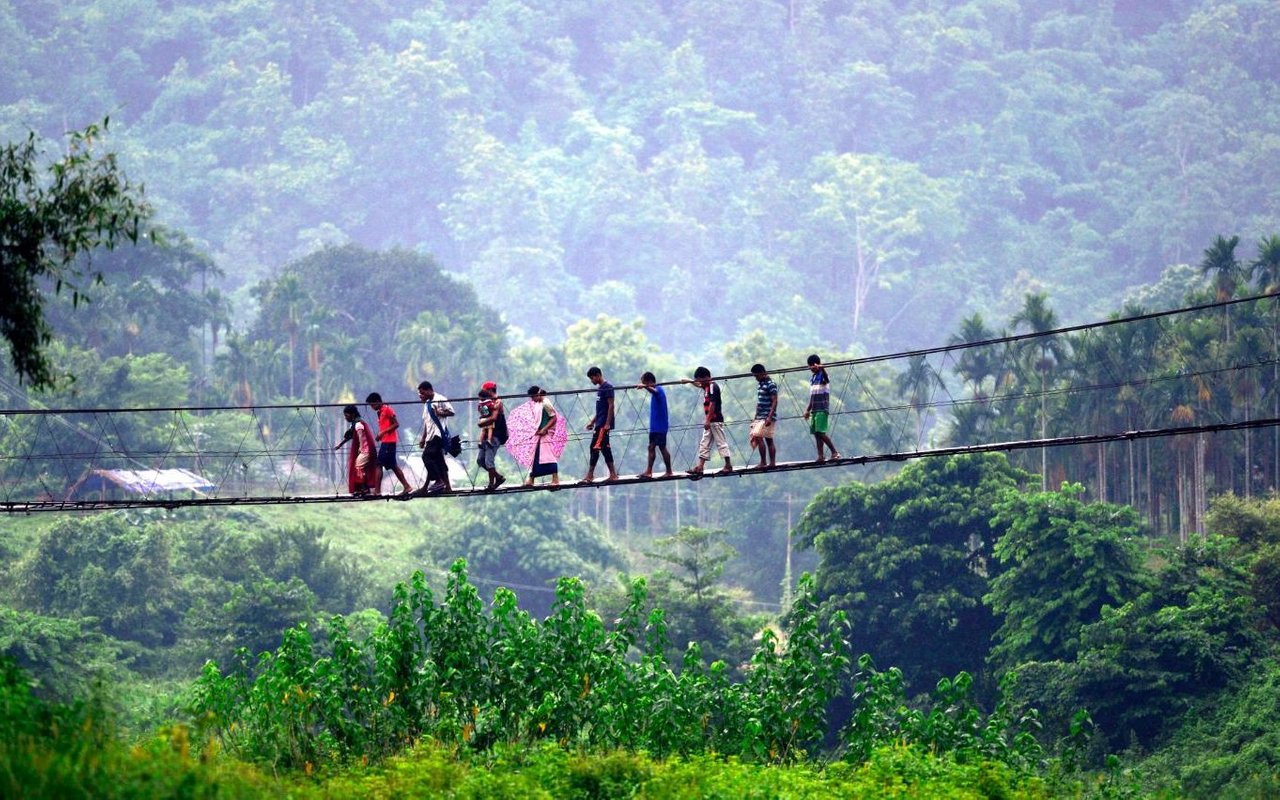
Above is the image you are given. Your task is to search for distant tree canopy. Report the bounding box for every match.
[4,1,1278,353]
[229,245,508,405]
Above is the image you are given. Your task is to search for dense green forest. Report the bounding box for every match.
[2,0,1279,351]
[5,0,1280,796]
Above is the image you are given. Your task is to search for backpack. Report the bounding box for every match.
[493,409,509,445]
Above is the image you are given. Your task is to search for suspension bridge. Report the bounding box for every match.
[2,293,1278,514]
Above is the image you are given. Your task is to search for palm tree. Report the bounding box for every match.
[948,313,998,400]
[896,354,944,449]
[265,274,309,400]
[214,333,255,407]
[1251,234,1280,488]
[1110,304,1161,510]
[1250,234,1280,292]
[1229,326,1269,497]
[1011,293,1067,489]
[947,401,997,446]
[1065,331,1127,502]
[1200,234,1242,302]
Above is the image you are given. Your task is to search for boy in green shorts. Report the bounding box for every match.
[802,354,841,462]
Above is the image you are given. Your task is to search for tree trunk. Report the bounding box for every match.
[1176,448,1188,544]
[1127,438,1136,509]
[1194,433,1208,537]
[1244,400,1253,499]
[1095,442,1107,502]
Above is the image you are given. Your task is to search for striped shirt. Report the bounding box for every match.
[809,369,830,412]
[755,378,778,420]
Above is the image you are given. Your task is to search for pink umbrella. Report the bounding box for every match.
[504,398,568,469]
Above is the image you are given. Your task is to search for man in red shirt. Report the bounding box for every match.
[366,392,413,496]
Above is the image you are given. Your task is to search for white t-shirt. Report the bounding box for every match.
[420,393,454,440]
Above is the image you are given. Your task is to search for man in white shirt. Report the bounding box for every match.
[416,380,455,494]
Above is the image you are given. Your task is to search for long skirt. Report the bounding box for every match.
[530,442,558,478]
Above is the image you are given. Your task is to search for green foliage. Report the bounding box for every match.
[796,453,1032,693]
[11,0,1278,361]
[843,655,1045,776]
[563,315,676,385]
[0,663,1109,800]
[5,510,367,684]
[986,483,1149,673]
[189,561,850,768]
[0,607,125,701]
[633,526,765,672]
[0,658,273,798]
[15,514,183,651]
[416,494,622,619]
[0,345,202,497]
[177,518,368,665]
[1139,660,1280,799]
[0,119,152,388]
[1045,536,1266,751]
[38,231,226,372]
[237,244,507,403]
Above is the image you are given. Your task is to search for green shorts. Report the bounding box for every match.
[809,410,829,435]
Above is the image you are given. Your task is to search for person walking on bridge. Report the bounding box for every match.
[748,363,779,469]
[581,366,620,483]
[803,354,841,462]
[685,366,732,477]
[367,392,413,496]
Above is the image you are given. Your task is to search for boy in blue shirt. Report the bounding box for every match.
[637,371,673,478]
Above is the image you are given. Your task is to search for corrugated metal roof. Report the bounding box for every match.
[78,468,215,495]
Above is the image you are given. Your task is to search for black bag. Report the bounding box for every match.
[444,429,462,457]
[427,402,462,458]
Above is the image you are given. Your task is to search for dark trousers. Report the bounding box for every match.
[422,438,448,483]
[589,428,613,468]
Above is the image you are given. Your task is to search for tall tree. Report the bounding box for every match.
[795,452,1031,695]
[895,354,944,449]
[1200,234,1242,303]
[800,152,960,339]
[985,482,1148,674]
[1251,234,1280,489]
[1010,292,1067,489]
[1,120,152,388]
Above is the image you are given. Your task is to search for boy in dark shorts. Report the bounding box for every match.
[802,354,841,462]
[581,366,620,483]
[366,391,413,495]
[637,371,673,478]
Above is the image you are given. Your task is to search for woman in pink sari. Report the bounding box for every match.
[335,404,380,496]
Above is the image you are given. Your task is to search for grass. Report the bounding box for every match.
[2,728,1063,800]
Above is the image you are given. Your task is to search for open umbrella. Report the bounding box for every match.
[504,399,567,469]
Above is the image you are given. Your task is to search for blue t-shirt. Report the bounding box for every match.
[594,381,614,427]
[649,385,669,434]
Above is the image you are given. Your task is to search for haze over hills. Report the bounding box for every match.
[3,0,1278,354]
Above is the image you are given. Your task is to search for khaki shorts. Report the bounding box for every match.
[750,419,775,439]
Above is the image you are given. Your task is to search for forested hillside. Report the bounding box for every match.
[6,2,1280,797]
[3,0,1278,352]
